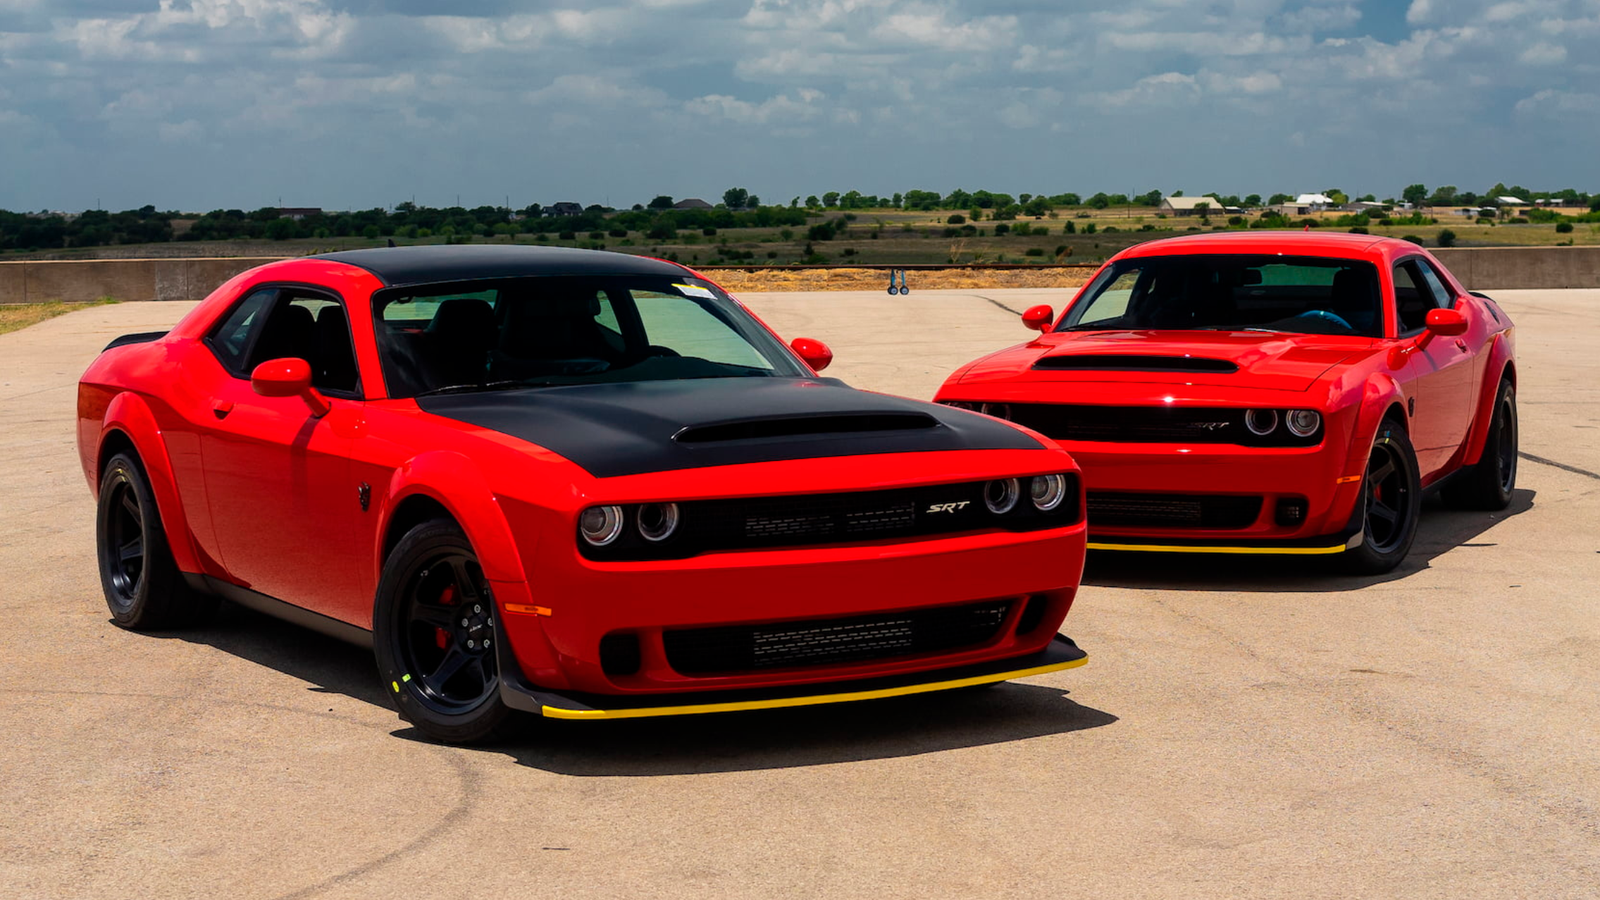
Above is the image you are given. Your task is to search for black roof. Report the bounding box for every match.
[316,245,688,288]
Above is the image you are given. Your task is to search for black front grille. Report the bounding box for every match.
[1032,354,1238,373]
[663,600,1014,675]
[1005,404,1319,446]
[580,477,1080,561]
[1088,492,1262,529]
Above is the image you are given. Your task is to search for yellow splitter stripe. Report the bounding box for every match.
[1087,541,1346,555]
[540,655,1088,720]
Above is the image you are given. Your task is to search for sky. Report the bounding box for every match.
[1,0,1596,213]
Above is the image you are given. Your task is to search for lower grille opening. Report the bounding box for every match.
[1014,595,1049,635]
[663,601,1012,676]
[599,633,642,677]
[1088,492,1263,529]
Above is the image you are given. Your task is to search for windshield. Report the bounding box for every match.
[372,275,806,397]
[1061,254,1383,337]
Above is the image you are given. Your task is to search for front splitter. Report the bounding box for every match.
[496,635,1088,720]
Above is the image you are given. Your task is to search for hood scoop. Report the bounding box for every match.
[1032,354,1238,374]
[674,412,939,444]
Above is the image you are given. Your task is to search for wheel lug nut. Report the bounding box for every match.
[474,604,482,613]
[461,618,469,627]
[467,640,475,649]
[484,638,491,647]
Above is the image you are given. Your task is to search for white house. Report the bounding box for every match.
[1159,196,1228,217]
[1294,193,1335,210]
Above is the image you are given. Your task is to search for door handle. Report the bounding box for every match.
[212,400,235,419]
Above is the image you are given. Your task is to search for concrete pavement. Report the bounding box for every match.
[1,289,1596,899]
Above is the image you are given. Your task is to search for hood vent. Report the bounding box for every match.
[1032,354,1238,374]
[675,413,939,444]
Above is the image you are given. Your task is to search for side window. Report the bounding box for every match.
[1392,262,1433,334]
[1416,260,1456,310]
[247,292,361,395]
[206,289,276,373]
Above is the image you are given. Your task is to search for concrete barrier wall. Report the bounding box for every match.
[2,247,1597,302]
[0,257,287,304]
[1431,247,1600,290]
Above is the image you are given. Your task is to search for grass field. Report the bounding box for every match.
[0,299,118,336]
[4,207,1595,270]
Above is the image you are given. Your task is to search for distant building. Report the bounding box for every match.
[672,198,713,210]
[276,207,322,220]
[547,202,583,217]
[1294,193,1334,210]
[1159,196,1226,217]
[1495,196,1528,207]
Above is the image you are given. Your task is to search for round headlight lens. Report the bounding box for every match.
[636,502,680,542]
[579,505,625,546]
[980,402,1012,420]
[984,478,1021,514]
[1030,474,1068,512]
[1245,408,1279,436]
[1285,409,1322,438]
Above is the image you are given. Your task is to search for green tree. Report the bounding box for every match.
[1268,193,1292,206]
[1428,185,1457,205]
[805,195,820,208]
[1402,184,1429,205]
[722,187,749,209]
[822,191,840,207]
[1244,194,1262,206]
[648,195,674,209]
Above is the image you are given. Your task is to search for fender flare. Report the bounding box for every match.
[375,450,530,586]
[1343,373,1410,477]
[1460,336,1515,468]
[99,392,203,574]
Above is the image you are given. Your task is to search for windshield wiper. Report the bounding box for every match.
[414,380,527,397]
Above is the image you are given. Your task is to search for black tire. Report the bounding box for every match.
[1339,419,1422,575]
[1442,379,1517,511]
[373,519,513,744]
[95,452,215,629]
[899,286,910,295]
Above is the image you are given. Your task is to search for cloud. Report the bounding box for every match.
[2,0,1597,211]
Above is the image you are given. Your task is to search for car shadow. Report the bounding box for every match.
[1082,487,1535,593]
[449,682,1115,777]
[160,605,1115,772]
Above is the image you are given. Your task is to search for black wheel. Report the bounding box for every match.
[898,286,910,295]
[373,519,512,744]
[887,286,898,295]
[1442,379,1517,510]
[1340,420,1422,575]
[95,452,214,629]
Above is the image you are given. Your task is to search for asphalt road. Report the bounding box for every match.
[2,289,1597,899]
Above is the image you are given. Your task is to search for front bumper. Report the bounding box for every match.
[498,633,1088,720]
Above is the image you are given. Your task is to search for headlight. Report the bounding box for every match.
[1030,474,1068,511]
[984,478,1020,514]
[1285,409,1321,438]
[980,402,1012,420]
[636,502,680,542]
[579,505,625,546]
[1245,408,1279,436]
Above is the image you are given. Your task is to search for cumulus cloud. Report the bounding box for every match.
[1,0,1597,210]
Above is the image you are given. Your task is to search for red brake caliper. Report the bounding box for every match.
[435,584,457,650]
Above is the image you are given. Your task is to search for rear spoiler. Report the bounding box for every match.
[102,331,167,352]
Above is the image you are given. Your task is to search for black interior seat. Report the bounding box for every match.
[314,305,359,392]
[490,291,615,379]
[424,298,497,389]
[1328,268,1379,335]
[251,303,316,368]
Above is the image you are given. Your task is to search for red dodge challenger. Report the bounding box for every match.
[79,245,1087,743]
[935,232,1517,574]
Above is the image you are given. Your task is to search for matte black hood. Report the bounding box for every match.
[416,377,1044,478]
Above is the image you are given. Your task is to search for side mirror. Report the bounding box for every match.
[1022,304,1054,332]
[1424,307,1467,336]
[251,358,331,417]
[790,337,833,372]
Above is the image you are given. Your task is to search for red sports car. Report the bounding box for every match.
[78,245,1088,743]
[935,232,1517,574]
